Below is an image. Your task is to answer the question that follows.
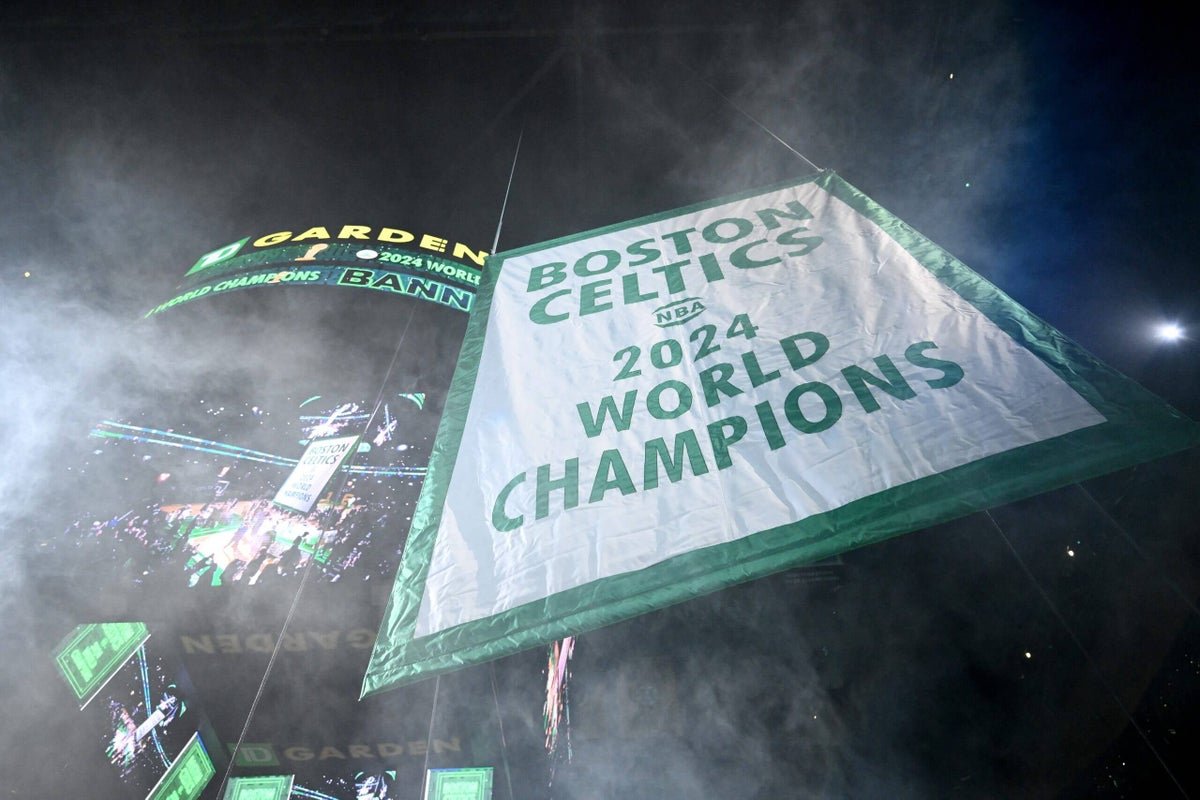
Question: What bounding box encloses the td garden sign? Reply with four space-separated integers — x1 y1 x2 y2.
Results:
363 171 1200 694
147 224 487 317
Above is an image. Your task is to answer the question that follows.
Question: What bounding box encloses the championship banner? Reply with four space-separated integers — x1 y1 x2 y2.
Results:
363 171 1200 695
273 435 359 514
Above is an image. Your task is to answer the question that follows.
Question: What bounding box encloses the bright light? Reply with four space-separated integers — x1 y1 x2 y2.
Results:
1156 322 1185 342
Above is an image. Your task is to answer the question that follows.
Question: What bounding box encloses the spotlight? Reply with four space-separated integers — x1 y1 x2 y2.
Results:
1155 322 1185 342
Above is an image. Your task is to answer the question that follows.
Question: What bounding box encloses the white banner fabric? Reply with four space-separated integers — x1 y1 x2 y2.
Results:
415 177 1104 638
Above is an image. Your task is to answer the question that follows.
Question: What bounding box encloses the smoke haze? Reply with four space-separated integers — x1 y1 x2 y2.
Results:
1 2 1198 797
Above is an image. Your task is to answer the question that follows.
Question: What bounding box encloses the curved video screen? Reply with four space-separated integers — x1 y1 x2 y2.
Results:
46 226 486 596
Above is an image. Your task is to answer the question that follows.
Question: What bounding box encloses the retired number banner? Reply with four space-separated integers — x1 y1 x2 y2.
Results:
363 171 1199 694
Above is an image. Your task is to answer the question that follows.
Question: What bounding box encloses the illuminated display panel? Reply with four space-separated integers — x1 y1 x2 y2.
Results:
54 622 223 798
222 774 295 800
148 228 487 318
50 224 479 595
44 226 479 796
145 732 215 800
211 734 468 798
55 388 438 591
424 768 494 800
54 622 150 707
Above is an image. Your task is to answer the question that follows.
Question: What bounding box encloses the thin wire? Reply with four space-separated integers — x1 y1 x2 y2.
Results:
419 674 442 800
1075 483 1200 623
216 307 418 799
492 128 525 254
985 509 1191 799
215 526 321 798
438 128 524 800
489 662 517 800
361 309 420 436
673 56 822 173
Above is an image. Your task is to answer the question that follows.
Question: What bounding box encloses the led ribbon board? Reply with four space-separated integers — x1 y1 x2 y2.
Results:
147 226 487 317
362 171 1200 694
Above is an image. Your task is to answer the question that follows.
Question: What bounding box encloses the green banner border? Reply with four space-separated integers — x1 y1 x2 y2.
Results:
363 170 1200 696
